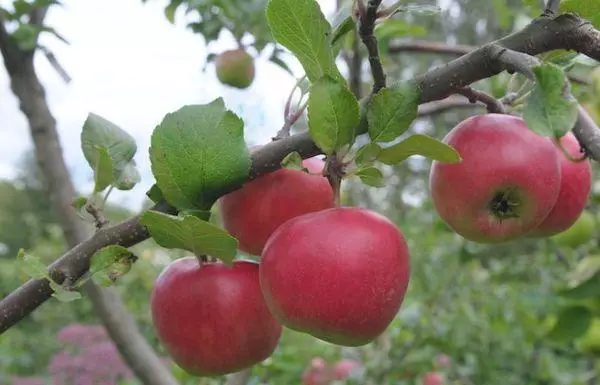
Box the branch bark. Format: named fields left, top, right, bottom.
left=2, top=11, right=600, bottom=336
left=0, top=11, right=179, bottom=385
left=358, top=0, right=386, bottom=92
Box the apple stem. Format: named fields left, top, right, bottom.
left=324, top=153, right=344, bottom=207
left=196, top=254, right=208, bottom=265
left=553, top=135, right=588, bottom=163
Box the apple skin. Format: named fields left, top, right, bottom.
left=215, top=48, right=255, bottom=89
left=219, top=157, right=334, bottom=256
left=422, top=372, right=444, bottom=385
left=259, top=207, right=410, bottom=347
left=429, top=113, right=561, bottom=243
left=529, top=132, right=592, bottom=237
left=551, top=210, right=596, bottom=248
left=150, top=258, right=282, bottom=377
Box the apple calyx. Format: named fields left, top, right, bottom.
left=488, top=187, right=523, bottom=220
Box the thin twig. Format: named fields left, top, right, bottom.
left=455, top=86, right=507, bottom=114
left=85, top=203, right=109, bottom=230
left=358, top=0, right=386, bottom=93
left=545, top=0, right=561, bottom=15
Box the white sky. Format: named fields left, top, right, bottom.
left=0, top=0, right=338, bottom=211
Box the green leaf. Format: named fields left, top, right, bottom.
left=17, top=249, right=48, bottom=280
left=89, top=246, right=137, bottom=287
left=378, top=134, right=462, bottom=165
left=355, top=143, right=382, bottom=167
left=374, top=19, right=427, bottom=41
left=71, top=197, right=88, bottom=211
left=113, top=161, right=141, bottom=191
left=140, top=210, right=238, bottom=264
left=90, top=245, right=135, bottom=274
left=355, top=167, right=386, bottom=187
left=11, top=23, right=40, bottom=51
left=149, top=99, right=251, bottom=211
left=266, top=0, right=342, bottom=82
left=281, top=151, right=306, bottom=171
left=93, top=147, right=114, bottom=193
left=164, top=0, right=183, bottom=23
left=546, top=306, right=592, bottom=343
left=558, top=270, right=600, bottom=299
left=367, top=82, right=420, bottom=143
left=146, top=184, right=165, bottom=203
left=307, top=76, right=360, bottom=154
left=81, top=113, right=137, bottom=175
left=49, top=281, right=82, bottom=302
left=560, top=0, right=600, bottom=29
left=523, top=63, right=579, bottom=137
left=330, top=0, right=355, bottom=46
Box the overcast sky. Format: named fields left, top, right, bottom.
left=0, top=0, right=339, bottom=211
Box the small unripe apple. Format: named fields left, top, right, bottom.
left=150, top=258, right=282, bottom=376
left=215, top=48, right=255, bottom=89
left=429, top=113, right=561, bottom=243
left=220, top=157, right=334, bottom=256
left=529, top=132, right=592, bottom=237
left=422, top=371, right=444, bottom=385
left=551, top=210, right=596, bottom=248
left=260, top=207, right=410, bottom=346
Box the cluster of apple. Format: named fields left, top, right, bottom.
left=430, top=113, right=592, bottom=244
left=150, top=155, right=411, bottom=376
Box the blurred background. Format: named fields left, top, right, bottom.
left=2, top=0, right=600, bottom=384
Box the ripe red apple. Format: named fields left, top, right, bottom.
left=219, top=157, right=334, bottom=256
left=423, top=371, right=444, bottom=385
left=528, top=132, right=592, bottom=237
left=435, top=354, right=451, bottom=368
left=259, top=207, right=410, bottom=347
left=429, top=113, right=561, bottom=243
left=215, top=48, right=255, bottom=89
left=150, top=258, right=282, bottom=376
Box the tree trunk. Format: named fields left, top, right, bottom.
left=3, top=49, right=179, bottom=385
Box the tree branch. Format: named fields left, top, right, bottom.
left=545, top=0, right=561, bottom=15
left=3, top=12, right=600, bottom=335
left=388, top=39, right=591, bottom=85
left=454, top=86, right=506, bottom=114
left=358, top=0, right=386, bottom=92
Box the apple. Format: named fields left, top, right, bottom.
left=429, top=113, right=561, bottom=243
left=551, top=209, right=596, bottom=248
left=529, top=132, right=592, bottom=237
left=215, top=48, right=255, bottom=89
left=219, top=157, right=334, bottom=256
left=333, top=359, right=362, bottom=380
left=301, top=357, right=333, bottom=385
left=150, top=258, right=282, bottom=376
left=259, top=207, right=410, bottom=347
left=435, top=354, right=451, bottom=368
left=422, top=371, right=444, bottom=385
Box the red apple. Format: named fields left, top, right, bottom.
left=429, top=113, right=561, bottom=243
left=259, top=207, right=410, bottom=346
left=529, top=132, right=592, bottom=237
left=333, top=359, right=362, bottom=380
left=435, top=354, right=451, bottom=368
left=150, top=258, right=282, bottom=376
left=220, top=157, right=334, bottom=256
left=215, top=48, right=255, bottom=89
left=423, top=371, right=444, bottom=385
left=301, top=357, right=333, bottom=385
